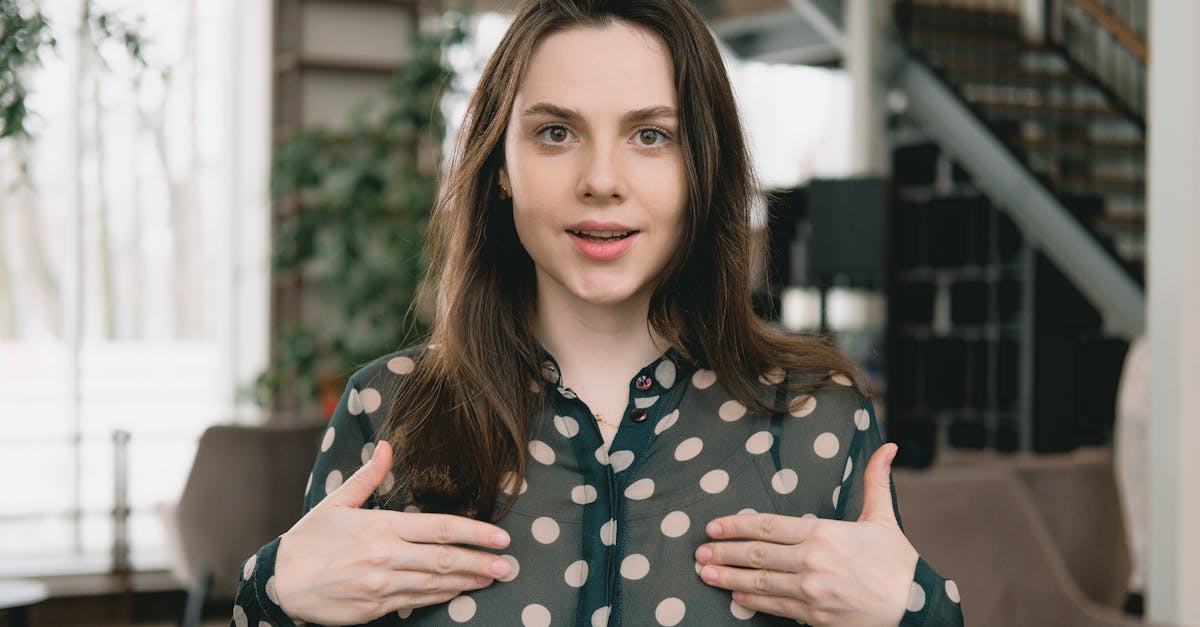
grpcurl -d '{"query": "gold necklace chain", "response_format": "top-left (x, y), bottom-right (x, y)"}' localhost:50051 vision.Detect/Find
top-left (593, 412), bottom-right (620, 429)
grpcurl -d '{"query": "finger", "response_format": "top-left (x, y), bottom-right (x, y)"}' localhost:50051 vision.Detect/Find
top-left (381, 584), bottom-right (488, 615)
top-left (699, 563), bottom-right (795, 597)
top-left (857, 442), bottom-right (899, 524)
top-left (384, 571), bottom-right (495, 598)
top-left (696, 540), bottom-right (802, 573)
top-left (706, 513), bottom-right (817, 544)
top-left (730, 590), bottom-right (812, 623)
top-left (393, 543), bottom-right (513, 579)
top-left (324, 440), bottom-right (393, 509)
top-left (393, 513), bottom-right (511, 550)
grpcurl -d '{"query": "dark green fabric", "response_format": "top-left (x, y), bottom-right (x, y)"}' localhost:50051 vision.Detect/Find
top-left (232, 348), bottom-right (964, 626)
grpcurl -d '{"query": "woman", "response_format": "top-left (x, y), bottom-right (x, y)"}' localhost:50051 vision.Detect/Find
top-left (233, 0), bottom-right (963, 625)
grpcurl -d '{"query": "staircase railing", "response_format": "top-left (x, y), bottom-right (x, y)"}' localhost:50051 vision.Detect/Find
top-left (1047, 0), bottom-right (1147, 118)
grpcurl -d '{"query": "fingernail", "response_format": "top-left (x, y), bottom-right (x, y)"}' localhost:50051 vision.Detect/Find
top-left (701, 565), bottom-right (719, 583)
top-left (491, 531), bottom-right (510, 547)
top-left (695, 545), bottom-right (712, 562)
top-left (491, 559), bottom-right (510, 578)
top-left (473, 576), bottom-right (492, 587)
top-left (706, 522), bottom-right (723, 537)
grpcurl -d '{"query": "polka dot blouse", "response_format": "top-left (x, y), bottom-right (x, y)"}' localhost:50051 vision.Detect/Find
top-left (233, 348), bottom-right (964, 626)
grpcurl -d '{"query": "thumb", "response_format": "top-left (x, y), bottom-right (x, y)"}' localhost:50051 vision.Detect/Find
top-left (857, 443), bottom-right (899, 524)
top-left (323, 439), bottom-right (393, 508)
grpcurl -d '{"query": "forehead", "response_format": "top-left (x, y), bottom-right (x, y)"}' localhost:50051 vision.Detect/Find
top-left (515, 21), bottom-right (677, 111)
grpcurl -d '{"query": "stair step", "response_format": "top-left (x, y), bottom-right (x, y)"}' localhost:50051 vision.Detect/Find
top-left (1046, 172), bottom-right (1146, 195)
top-left (1007, 136), bottom-right (1144, 159)
top-left (1093, 212), bottom-right (1146, 229)
top-left (970, 99), bottom-right (1126, 123)
top-left (931, 58), bottom-right (1089, 88)
top-left (895, 2), bottom-right (1022, 38)
top-left (904, 27), bottom-right (1039, 53)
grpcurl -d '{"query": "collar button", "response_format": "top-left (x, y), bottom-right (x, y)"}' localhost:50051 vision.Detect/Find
top-left (634, 374), bottom-right (653, 391)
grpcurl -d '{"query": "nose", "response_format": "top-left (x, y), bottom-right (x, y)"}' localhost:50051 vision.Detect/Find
top-left (577, 141), bottom-right (623, 203)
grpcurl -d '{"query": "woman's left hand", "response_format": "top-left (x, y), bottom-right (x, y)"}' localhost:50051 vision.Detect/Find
top-left (695, 443), bottom-right (918, 627)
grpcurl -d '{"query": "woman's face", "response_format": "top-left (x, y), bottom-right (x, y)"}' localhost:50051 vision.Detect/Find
top-left (500, 21), bottom-right (687, 311)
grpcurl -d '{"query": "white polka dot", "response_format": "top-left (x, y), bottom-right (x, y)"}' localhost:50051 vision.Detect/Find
top-left (609, 450), bottom-right (635, 472)
top-left (694, 561), bottom-right (703, 575)
top-left (745, 431), bottom-right (773, 455)
top-left (529, 440), bottom-right (555, 465)
top-left (621, 554), bottom-right (650, 580)
top-left (404, 504), bottom-right (420, 513)
top-left (655, 360), bottom-right (677, 389)
top-left (759, 367), bottom-right (785, 386)
top-left (554, 414), bottom-right (580, 438)
top-left (360, 442), bottom-right (376, 465)
top-left (700, 469), bottom-right (730, 494)
top-left (591, 606), bottom-right (611, 627)
top-left (564, 560), bottom-right (589, 587)
top-left (346, 389), bottom-right (364, 415)
top-left (771, 469), bottom-right (799, 494)
top-left (500, 554), bottom-right (520, 582)
top-left (634, 395), bottom-right (660, 409)
top-left (321, 427), bottom-right (336, 452)
top-left (738, 508), bottom-right (758, 516)
top-left (571, 484), bottom-right (598, 505)
top-left (325, 470), bottom-right (343, 494)
top-left (674, 437), bottom-right (704, 461)
top-left (625, 478), bottom-right (655, 500)
top-left (801, 512), bottom-right (818, 519)
top-left (448, 595), bottom-right (477, 622)
top-left (260, 621), bottom-right (271, 627)
top-left (522, 603), bottom-right (551, 627)
top-left (692, 369), bottom-right (717, 389)
top-left (304, 472), bottom-right (313, 496)
top-left (378, 471), bottom-right (395, 496)
top-left (232, 605), bottom-right (248, 627)
top-left (654, 409), bottom-right (679, 434)
top-left (600, 519), bottom-right (617, 546)
top-left (789, 394), bottom-right (816, 417)
top-left (242, 554), bottom-right (257, 580)
top-left (907, 582), bottom-right (927, 612)
top-left (265, 575), bottom-right (278, 605)
top-left (730, 599), bottom-right (756, 619)
top-left (595, 445), bottom-right (609, 465)
top-left (945, 579), bottom-right (961, 603)
top-left (558, 387), bottom-right (577, 399)
top-left (501, 471), bottom-right (527, 496)
top-left (531, 517), bottom-right (560, 544)
top-left (832, 485), bottom-right (842, 507)
top-left (360, 388), bottom-right (382, 413)
top-left (719, 400), bottom-right (747, 422)
top-left (814, 432), bottom-right (840, 459)
top-left (541, 361), bottom-right (559, 382)
top-left (398, 607), bottom-right (413, 618)
top-left (660, 511), bottom-right (690, 537)
top-left (831, 371), bottom-right (853, 386)
top-left (854, 408), bottom-right (870, 430)
top-left (655, 597), bottom-right (686, 626)
top-left (843, 457), bottom-right (854, 481)
top-left (388, 355), bottom-right (415, 374)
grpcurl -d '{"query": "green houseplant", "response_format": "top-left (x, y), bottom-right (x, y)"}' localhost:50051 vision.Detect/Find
top-left (261, 14), bottom-right (468, 416)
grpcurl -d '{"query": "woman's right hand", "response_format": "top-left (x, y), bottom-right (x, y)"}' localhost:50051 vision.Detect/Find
top-left (273, 440), bottom-right (513, 624)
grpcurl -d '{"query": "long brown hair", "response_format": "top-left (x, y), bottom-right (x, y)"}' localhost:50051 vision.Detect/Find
top-left (384, 0), bottom-right (867, 520)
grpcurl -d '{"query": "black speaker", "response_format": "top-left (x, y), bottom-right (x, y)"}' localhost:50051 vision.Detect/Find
top-left (807, 178), bottom-right (888, 281)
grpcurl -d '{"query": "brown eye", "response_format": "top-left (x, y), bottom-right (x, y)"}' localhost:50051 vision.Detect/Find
top-left (539, 126), bottom-right (571, 144)
top-left (638, 129), bottom-right (665, 146)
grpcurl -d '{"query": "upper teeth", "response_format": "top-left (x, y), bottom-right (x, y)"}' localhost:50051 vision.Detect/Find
top-left (576, 230), bottom-right (630, 237)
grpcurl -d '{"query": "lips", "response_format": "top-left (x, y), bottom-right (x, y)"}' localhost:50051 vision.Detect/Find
top-left (565, 221), bottom-right (640, 261)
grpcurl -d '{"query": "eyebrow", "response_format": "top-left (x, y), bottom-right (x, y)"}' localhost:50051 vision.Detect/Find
top-left (520, 103), bottom-right (678, 125)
